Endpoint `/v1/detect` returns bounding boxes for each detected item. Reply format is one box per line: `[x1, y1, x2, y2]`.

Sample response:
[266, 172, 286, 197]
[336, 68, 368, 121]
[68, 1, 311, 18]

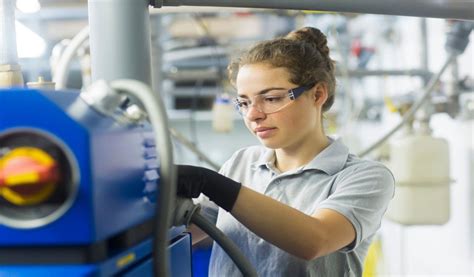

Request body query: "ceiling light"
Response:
[16, 0, 41, 14]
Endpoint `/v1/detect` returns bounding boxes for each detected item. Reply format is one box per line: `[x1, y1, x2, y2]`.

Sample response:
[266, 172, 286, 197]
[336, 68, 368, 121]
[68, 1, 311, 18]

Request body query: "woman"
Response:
[177, 26, 394, 276]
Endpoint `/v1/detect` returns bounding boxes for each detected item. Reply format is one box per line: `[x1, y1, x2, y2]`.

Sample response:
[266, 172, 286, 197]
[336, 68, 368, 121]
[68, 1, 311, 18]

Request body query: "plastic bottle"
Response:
[386, 121, 451, 225]
[212, 94, 234, 133]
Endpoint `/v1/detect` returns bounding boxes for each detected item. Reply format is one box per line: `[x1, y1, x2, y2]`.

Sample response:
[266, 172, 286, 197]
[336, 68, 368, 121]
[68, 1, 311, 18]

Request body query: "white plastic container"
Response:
[385, 130, 451, 225]
[212, 94, 234, 133]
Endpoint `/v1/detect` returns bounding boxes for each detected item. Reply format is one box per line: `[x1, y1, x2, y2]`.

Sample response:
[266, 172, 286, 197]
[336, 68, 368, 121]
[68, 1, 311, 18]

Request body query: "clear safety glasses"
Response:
[233, 85, 313, 116]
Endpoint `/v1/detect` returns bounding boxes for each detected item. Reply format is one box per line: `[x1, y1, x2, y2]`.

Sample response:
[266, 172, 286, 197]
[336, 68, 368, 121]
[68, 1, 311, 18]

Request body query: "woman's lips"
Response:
[254, 127, 277, 139]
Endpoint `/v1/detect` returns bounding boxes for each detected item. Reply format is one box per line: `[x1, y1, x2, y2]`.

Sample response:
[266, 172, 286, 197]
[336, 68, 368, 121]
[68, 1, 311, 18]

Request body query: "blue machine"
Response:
[0, 88, 192, 276]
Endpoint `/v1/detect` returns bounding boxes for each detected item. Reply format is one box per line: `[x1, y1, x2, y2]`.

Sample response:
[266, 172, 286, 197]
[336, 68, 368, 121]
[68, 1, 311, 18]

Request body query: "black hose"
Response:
[191, 212, 258, 277]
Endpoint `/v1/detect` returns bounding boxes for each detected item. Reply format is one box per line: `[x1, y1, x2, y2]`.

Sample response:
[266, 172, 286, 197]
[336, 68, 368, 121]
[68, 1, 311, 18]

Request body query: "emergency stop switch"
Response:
[0, 147, 59, 206]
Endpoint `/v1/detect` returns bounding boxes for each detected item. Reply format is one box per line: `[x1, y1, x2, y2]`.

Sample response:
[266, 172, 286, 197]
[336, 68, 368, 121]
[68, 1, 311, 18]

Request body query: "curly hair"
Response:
[228, 27, 336, 112]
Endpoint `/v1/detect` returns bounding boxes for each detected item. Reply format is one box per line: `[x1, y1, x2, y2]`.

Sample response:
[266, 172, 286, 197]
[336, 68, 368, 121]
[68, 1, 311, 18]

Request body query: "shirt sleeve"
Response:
[316, 162, 395, 252]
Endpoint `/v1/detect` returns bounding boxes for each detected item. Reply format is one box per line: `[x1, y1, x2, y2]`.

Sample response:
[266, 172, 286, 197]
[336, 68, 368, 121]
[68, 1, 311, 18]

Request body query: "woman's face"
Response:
[236, 63, 322, 150]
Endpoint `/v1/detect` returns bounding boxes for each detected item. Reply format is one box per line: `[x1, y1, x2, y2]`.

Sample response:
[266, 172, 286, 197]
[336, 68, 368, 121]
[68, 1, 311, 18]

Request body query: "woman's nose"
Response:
[245, 104, 266, 121]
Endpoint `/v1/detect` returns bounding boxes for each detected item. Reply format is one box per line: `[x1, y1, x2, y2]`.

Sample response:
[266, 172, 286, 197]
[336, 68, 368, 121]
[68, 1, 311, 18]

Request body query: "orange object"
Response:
[0, 147, 59, 206]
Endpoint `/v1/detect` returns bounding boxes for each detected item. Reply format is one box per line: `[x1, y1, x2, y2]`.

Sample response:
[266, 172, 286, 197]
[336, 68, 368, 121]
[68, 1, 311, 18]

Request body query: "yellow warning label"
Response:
[117, 252, 136, 268]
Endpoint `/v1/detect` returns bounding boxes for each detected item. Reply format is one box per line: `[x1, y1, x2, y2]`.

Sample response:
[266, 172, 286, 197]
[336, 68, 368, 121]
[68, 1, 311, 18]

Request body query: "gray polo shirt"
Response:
[198, 138, 395, 277]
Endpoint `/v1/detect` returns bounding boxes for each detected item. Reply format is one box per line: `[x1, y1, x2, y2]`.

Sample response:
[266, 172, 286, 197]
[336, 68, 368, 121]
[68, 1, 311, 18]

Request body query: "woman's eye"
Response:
[237, 100, 249, 107]
[264, 96, 284, 102]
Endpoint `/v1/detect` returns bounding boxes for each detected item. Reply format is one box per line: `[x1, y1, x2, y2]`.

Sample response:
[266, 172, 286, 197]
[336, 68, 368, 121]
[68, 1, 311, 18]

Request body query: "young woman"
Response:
[177, 27, 394, 276]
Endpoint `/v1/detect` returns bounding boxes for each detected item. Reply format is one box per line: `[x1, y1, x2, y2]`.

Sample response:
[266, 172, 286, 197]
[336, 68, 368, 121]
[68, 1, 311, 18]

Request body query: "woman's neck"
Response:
[274, 133, 330, 173]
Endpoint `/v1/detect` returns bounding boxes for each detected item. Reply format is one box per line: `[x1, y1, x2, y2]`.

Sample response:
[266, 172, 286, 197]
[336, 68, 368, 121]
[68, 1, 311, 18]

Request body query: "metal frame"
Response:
[158, 0, 474, 20]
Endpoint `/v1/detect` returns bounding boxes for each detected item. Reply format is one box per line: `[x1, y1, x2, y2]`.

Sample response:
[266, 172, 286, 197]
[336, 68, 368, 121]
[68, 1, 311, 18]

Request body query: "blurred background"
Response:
[2, 0, 473, 276]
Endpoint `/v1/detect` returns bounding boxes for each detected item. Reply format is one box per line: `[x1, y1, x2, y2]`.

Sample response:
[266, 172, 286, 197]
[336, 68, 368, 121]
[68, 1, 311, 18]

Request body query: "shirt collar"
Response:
[303, 137, 349, 175]
[251, 147, 275, 170]
[250, 137, 349, 175]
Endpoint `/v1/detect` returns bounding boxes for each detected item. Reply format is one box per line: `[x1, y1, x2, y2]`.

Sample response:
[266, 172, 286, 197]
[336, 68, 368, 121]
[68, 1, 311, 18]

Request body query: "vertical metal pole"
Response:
[415, 18, 431, 122]
[150, 14, 163, 97]
[420, 18, 429, 84]
[0, 0, 24, 87]
[88, 2, 171, 276]
[88, 0, 152, 86]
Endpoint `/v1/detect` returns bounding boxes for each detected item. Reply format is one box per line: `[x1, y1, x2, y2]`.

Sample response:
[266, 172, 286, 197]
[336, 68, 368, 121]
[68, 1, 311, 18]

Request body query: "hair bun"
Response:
[285, 27, 330, 58]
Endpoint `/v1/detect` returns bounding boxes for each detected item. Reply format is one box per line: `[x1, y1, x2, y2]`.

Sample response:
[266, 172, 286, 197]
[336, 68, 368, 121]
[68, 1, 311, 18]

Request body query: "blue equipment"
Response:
[0, 88, 192, 276]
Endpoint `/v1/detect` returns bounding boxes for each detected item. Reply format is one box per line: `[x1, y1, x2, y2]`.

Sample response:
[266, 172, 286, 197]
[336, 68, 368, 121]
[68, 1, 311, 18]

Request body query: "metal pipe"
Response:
[88, 1, 166, 276]
[88, 0, 152, 86]
[110, 79, 175, 277]
[0, 0, 24, 88]
[163, 68, 432, 81]
[161, 0, 474, 20]
[53, 26, 89, 89]
[0, 0, 18, 65]
[341, 69, 432, 78]
[150, 6, 254, 14]
[357, 53, 456, 157]
[150, 14, 164, 99]
[420, 18, 429, 75]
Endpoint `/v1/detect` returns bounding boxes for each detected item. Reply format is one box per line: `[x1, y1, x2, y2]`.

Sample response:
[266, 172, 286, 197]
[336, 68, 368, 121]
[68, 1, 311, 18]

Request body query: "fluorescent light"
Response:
[16, 21, 46, 58]
[16, 0, 41, 14]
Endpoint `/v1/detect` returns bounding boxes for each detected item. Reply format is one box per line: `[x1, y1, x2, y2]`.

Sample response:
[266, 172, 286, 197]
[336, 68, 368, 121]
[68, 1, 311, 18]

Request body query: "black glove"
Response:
[177, 165, 242, 212]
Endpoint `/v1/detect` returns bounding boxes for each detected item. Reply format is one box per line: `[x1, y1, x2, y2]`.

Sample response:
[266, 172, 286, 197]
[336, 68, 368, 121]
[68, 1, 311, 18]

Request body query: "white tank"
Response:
[385, 128, 451, 225]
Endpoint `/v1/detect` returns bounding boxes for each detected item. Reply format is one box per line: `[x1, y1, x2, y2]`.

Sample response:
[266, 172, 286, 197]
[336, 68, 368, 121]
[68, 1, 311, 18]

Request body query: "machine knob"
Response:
[0, 147, 59, 206]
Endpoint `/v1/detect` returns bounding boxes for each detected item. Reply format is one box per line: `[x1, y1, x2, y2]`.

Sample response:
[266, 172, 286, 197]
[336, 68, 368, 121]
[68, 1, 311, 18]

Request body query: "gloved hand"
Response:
[177, 165, 242, 212]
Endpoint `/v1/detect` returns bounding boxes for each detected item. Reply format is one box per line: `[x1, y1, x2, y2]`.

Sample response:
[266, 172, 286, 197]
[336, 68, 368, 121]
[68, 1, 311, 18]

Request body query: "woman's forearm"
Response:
[231, 186, 330, 260]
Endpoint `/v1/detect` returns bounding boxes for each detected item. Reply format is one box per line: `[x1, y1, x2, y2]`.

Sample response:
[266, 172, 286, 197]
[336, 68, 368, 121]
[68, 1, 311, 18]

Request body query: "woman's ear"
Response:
[312, 83, 329, 107]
